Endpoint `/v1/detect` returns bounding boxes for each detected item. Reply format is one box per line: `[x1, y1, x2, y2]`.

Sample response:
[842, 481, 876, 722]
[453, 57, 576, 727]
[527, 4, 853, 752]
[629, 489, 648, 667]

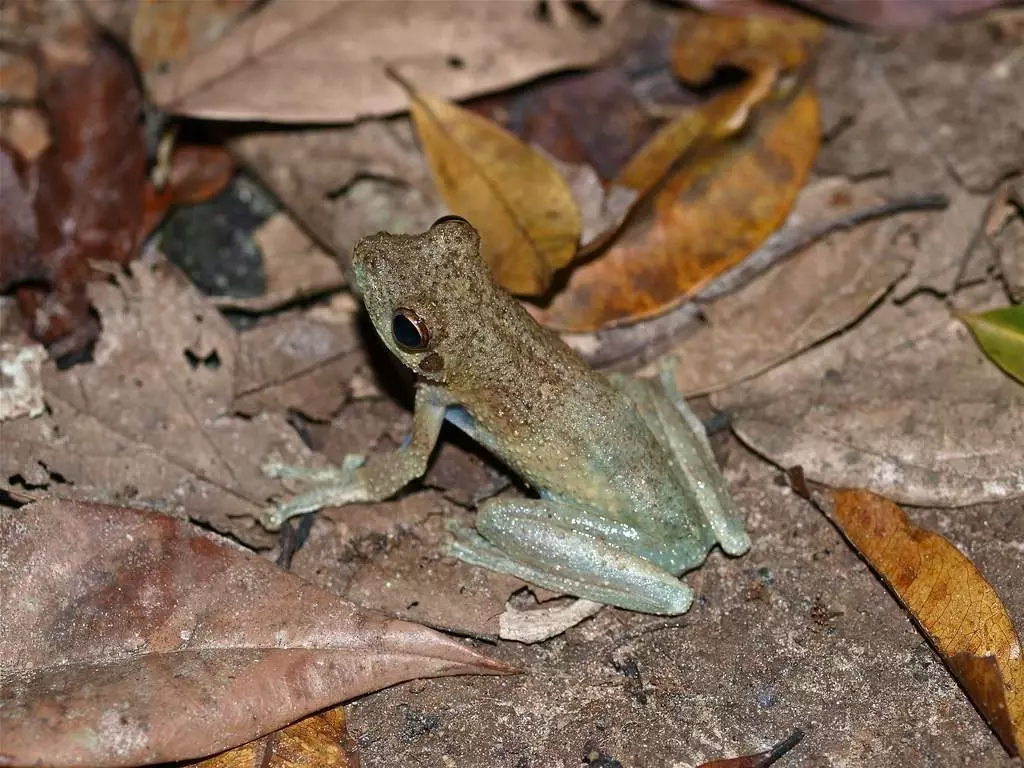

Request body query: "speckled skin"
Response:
[262, 218, 750, 614]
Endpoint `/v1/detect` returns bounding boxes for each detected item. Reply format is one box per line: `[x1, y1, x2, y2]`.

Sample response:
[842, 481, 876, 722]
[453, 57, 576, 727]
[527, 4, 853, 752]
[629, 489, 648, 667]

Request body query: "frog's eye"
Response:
[431, 214, 469, 229]
[392, 308, 430, 352]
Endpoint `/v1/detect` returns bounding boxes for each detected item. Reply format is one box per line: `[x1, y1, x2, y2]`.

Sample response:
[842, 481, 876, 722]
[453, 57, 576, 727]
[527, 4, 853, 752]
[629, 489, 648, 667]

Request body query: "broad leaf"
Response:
[0, 499, 511, 767]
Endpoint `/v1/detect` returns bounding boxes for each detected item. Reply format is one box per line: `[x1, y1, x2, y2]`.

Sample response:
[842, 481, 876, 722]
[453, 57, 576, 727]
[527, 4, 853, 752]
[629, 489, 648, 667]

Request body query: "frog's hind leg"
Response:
[447, 499, 694, 615]
[611, 369, 751, 557]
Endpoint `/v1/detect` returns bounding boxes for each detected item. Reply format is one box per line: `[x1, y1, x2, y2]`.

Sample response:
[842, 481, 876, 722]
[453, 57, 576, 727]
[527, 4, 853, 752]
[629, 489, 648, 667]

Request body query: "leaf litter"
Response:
[1, 1, 1023, 765]
[0, 498, 510, 767]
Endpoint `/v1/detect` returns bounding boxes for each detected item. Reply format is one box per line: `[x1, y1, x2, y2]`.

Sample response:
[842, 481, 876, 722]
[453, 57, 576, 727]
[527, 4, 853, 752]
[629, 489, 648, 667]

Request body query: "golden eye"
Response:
[392, 308, 430, 352]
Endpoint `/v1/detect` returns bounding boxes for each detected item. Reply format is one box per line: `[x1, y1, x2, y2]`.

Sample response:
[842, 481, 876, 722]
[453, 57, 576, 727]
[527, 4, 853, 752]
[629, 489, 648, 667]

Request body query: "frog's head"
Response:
[351, 216, 493, 383]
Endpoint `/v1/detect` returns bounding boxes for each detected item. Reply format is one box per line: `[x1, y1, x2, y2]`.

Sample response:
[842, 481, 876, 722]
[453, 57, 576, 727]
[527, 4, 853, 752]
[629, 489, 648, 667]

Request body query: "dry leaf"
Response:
[184, 706, 360, 768]
[130, 0, 257, 77]
[232, 118, 444, 262]
[409, 88, 581, 296]
[796, 0, 1012, 29]
[148, 0, 639, 123]
[613, 66, 777, 202]
[142, 143, 236, 240]
[499, 597, 603, 644]
[671, 10, 822, 82]
[211, 212, 347, 313]
[11, 23, 147, 356]
[536, 79, 819, 331]
[0, 498, 510, 767]
[233, 310, 365, 422]
[663, 178, 912, 395]
[0, 254, 318, 547]
[714, 289, 1024, 506]
[959, 305, 1024, 385]
[816, 488, 1023, 754]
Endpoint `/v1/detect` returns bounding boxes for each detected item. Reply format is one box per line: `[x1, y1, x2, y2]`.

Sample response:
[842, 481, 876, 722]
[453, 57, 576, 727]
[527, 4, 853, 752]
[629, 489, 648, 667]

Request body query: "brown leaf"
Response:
[793, 0, 1010, 28]
[0, 255, 320, 547]
[409, 87, 582, 296]
[233, 306, 365, 422]
[817, 488, 1024, 754]
[13, 22, 147, 356]
[714, 287, 1024, 507]
[671, 10, 822, 83]
[148, 0, 638, 123]
[0, 142, 41, 291]
[0, 498, 510, 767]
[130, 0, 257, 77]
[663, 178, 912, 396]
[536, 79, 819, 331]
[142, 143, 237, 240]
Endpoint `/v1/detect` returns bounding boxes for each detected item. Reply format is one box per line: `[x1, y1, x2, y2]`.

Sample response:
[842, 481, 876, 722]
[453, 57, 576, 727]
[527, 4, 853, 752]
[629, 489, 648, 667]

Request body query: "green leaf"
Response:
[959, 305, 1024, 385]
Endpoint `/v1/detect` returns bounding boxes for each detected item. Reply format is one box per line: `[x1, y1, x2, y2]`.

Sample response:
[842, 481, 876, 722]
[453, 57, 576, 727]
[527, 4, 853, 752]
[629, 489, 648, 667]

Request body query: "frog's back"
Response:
[444, 299, 696, 525]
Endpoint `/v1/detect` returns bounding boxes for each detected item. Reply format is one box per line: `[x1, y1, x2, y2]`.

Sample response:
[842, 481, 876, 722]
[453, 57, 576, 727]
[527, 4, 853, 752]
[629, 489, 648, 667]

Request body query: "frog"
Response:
[261, 216, 750, 615]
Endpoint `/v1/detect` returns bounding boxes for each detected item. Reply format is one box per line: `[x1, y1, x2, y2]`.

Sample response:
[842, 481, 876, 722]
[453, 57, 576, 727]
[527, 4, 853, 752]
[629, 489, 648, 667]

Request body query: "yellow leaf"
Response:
[823, 488, 1024, 756]
[408, 89, 581, 296]
[959, 305, 1024, 385]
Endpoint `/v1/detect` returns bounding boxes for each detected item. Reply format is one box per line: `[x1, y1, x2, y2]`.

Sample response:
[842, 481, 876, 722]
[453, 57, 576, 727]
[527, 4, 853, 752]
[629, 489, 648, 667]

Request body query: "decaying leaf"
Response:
[148, 0, 641, 123]
[130, 0, 257, 78]
[671, 10, 822, 82]
[184, 706, 360, 768]
[663, 178, 912, 395]
[233, 306, 366, 422]
[714, 290, 1024, 506]
[959, 305, 1024, 385]
[409, 87, 581, 296]
[797, 0, 1012, 29]
[0, 254, 320, 547]
[0, 498, 510, 768]
[11, 22, 147, 356]
[536, 79, 819, 331]
[142, 143, 237, 239]
[211, 212, 347, 313]
[815, 488, 1023, 755]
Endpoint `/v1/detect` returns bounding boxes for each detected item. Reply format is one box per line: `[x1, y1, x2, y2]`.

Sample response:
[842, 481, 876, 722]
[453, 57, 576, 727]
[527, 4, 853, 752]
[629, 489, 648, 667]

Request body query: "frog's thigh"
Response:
[450, 499, 694, 615]
[613, 373, 751, 557]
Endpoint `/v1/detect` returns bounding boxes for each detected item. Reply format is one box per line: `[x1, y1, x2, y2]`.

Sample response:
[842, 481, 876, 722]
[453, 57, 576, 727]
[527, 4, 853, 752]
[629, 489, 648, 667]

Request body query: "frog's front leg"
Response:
[262, 384, 452, 530]
[447, 499, 694, 615]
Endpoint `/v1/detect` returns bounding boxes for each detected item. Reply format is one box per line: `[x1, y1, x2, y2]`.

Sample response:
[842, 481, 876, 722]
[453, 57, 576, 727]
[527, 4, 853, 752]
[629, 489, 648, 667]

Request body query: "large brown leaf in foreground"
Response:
[817, 489, 1024, 755]
[0, 499, 510, 768]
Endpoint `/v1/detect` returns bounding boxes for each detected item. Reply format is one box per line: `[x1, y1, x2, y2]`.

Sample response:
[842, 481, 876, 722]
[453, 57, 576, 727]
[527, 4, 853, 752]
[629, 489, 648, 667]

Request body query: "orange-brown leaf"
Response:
[185, 706, 361, 768]
[824, 488, 1024, 755]
[409, 88, 581, 296]
[536, 80, 819, 332]
[672, 11, 823, 83]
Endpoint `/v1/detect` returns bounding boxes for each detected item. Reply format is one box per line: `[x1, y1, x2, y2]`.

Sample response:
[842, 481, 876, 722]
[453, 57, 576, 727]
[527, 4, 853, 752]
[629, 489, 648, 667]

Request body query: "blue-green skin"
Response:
[263, 218, 750, 615]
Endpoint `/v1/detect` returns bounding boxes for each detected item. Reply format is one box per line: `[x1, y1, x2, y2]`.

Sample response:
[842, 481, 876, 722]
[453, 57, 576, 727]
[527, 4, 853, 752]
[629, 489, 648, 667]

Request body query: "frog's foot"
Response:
[445, 510, 694, 616]
[261, 455, 367, 531]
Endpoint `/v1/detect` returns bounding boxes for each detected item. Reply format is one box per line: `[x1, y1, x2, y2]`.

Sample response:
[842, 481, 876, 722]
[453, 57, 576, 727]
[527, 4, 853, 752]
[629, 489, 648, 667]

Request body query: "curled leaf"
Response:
[672, 11, 822, 82]
[407, 85, 581, 296]
[959, 305, 1024, 385]
[537, 79, 819, 331]
[0, 499, 511, 767]
[818, 488, 1024, 755]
